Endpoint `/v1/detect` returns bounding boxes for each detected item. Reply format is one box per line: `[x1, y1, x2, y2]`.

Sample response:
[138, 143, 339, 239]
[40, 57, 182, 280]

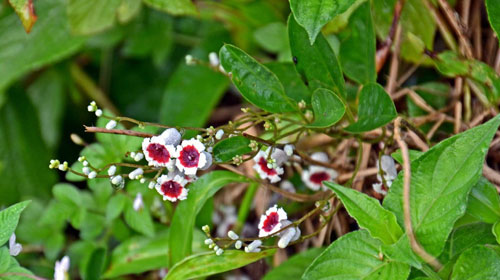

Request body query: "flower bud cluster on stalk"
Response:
[48, 99, 394, 256]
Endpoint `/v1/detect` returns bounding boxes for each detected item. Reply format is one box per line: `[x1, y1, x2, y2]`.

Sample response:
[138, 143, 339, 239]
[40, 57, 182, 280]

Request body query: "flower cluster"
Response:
[372, 155, 397, 195]
[202, 205, 300, 256]
[301, 152, 338, 191]
[140, 128, 212, 202]
[252, 147, 289, 183]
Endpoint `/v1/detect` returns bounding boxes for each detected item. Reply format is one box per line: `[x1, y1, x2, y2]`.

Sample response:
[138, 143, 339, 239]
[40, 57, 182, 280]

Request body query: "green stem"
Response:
[234, 183, 258, 233]
[421, 264, 442, 280]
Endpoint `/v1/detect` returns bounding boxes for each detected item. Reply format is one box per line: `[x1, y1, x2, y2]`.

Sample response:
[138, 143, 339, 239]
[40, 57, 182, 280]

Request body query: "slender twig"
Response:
[376, 0, 405, 73]
[437, 0, 473, 59]
[386, 24, 403, 95]
[394, 118, 442, 271]
[84, 126, 155, 138]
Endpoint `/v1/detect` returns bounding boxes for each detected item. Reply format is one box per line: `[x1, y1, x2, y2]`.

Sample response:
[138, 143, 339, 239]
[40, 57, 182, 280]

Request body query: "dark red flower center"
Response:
[160, 180, 183, 198]
[147, 143, 170, 163]
[179, 145, 200, 167]
[262, 212, 279, 232]
[310, 171, 331, 185]
[258, 157, 277, 175]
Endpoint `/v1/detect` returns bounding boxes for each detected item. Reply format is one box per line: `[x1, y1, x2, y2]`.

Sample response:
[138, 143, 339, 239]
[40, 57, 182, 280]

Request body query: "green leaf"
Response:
[339, 1, 376, 84]
[307, 88, 345, 128]
[266, 62, 311, 103]
[117, 0, 142, 23]
[104, 230, 169, 278]
[434, 51, 469, 77]
[86, 247, 107, 280]
[493, 221, 500, 244]
[399, 0, 436, 64]
[288, 15, 346, 98]
[302, 230, 410, 280]
[165, 249, 275, 280]
[466, 178, 500, 224]
[168, 171, 249, 266]
[7, 0, 37, 32]
[254, 22, 288, 53]
[438, 222, 497, 278]
[27, 69, 66, 151]
[105, 193, 127, 222]
[345, 83, 397, 133]
[143, 0, 197, 16]
[212, 136, 252, 163]
[0, 201, 30, 246]
[0, 0, 84, 91]
[383, 115, 500, 257]
[486, 0, 500, 44]
[391, 149, 424, 164]
[159, 26, 230, 130]
[0, 90, 57, 203]
[67, 0, 121, 35]
[325, 182, 403, 244]
[53, 183, 82, 208]
[124, 197, 155, 237]
[289, 0, 356, 44]
[219, 44, 295, 113]
[263, 248, 324, 280]
[451, 246, 500, 280]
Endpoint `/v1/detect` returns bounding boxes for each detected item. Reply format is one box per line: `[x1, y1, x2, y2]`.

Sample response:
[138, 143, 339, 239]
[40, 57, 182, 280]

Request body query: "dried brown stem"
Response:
[394, 117, 442, 271]
[84, 126, 155, 138]
[437, 0, 473, 59]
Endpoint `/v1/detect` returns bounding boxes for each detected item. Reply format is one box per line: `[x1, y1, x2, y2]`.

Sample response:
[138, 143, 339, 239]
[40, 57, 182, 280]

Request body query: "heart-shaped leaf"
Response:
[345, 83, 396, 133]
[307, 88, 345, 128]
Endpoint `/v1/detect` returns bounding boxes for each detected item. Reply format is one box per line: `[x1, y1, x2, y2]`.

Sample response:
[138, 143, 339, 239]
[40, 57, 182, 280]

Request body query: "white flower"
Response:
[372, 182, 386, 195]
[9, 234, 22, 256]
[280, 180, 296, 193]
[108, 165, 116, 176]
[54, 256, 70, 280]
[185, 54, 195, 65]
[246, 240, 262, 252]
[204, 239, 213, 245]
[128, 168, 143, 180]
[209, 52, 220, 67]
[227, 230, 239, 240]
[284, 144, 294, 157]
[216, 248, 224, 255]
[83, 160, 88, 166]
[372, 155, 397, 195]
[133, 193, 144, 211]
[111, 175, 123, 185]
[200, 151, 213, 170]
[106, 120, 117, 130]
[310, 152, 329, 163]
[215, 129, 224, 140]
[82, 167, 90, 175]
[258, 205, 287, 237]
[174, 139, 207, 175]
[88, 171, 97, 179]
[159, 128, 182, 146]
[252, 149, 287, 183]
[276, 220, 301, 248]
[155, 173, 189, 202]
[134, 152, 144, 162]
[148, 181, 156, 189]
[235, 240, 242, 249]
[142, 136, 176, 168]
[95, 109, 102, 117]
[302, 165, 338, 191]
